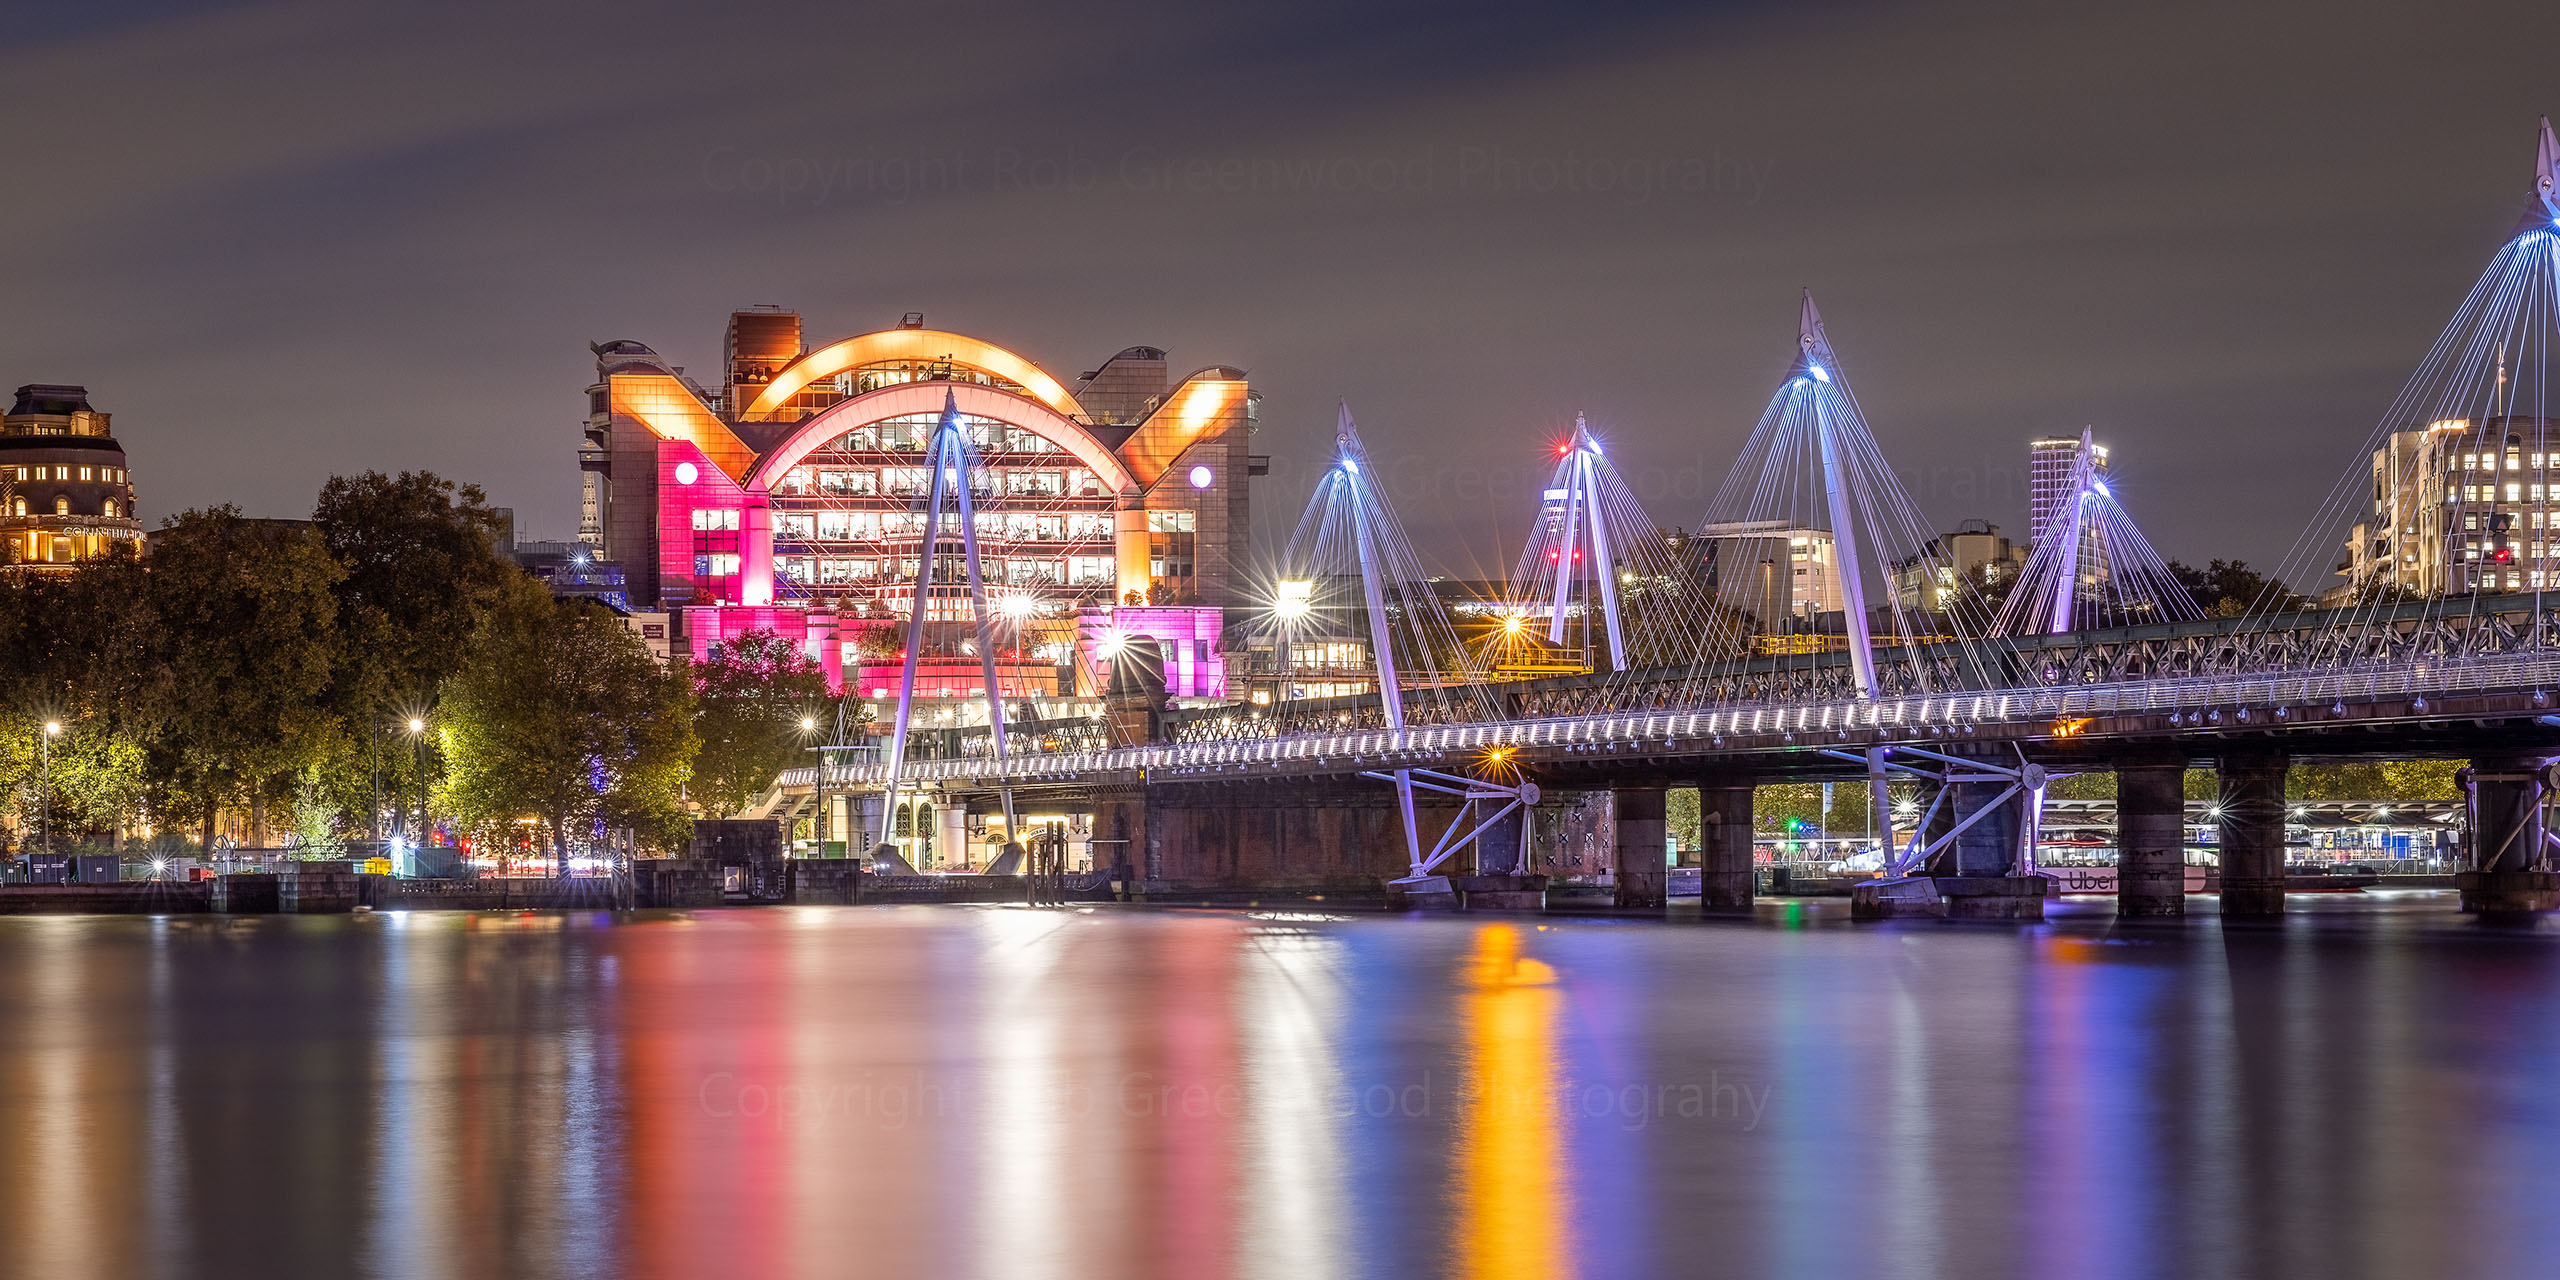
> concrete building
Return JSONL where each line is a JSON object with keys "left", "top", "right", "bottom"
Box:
{"left": 577, "top": 310, "right": 1264, "bottom": 698}
{"left": 1891, "top": 519, "right": 2028, "bottom": 612}
{"left": 2344, "top": 415, "right": 2558, "bottom": 598}
{"left": 1, "top": 385, "right": 144, "bottom": 572}
{"left": 1698, "top": 521, "right": 1842, "bottom": 627}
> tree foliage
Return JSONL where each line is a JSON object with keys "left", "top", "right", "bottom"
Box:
{"left": 690, "top": 629, "right": 834, "bottom": 817}
{"left": 135, "top": 508, "right": 344, "bottom": 847}
{"left": 437, "top": 576, "right": 695, "bottom": 864}
{"left": 2166, "top": 559, "right": 2309, "bottom": 617}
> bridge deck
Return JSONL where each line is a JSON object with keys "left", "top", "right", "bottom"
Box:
{"left": 788, "top": 651, "right": 2560, "bottom": 792}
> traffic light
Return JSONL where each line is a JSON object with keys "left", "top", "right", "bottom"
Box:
{"left": 2491, "top": 511, "right": 2515, "bottom": 564}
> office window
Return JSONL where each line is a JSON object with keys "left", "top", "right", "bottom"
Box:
{"left": 694, "top": 553, "right": 740, "bottom": 577}
{"left": 690, "top": 507, "right": 739, "bottom": 532}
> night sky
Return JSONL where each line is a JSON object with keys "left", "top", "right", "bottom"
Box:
{"left": 9, "top": 0, "right": 2559, "bottom": 589}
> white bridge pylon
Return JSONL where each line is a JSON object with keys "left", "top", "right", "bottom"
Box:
{"left": 874, "top": 387, "right": 1017, "bottom": 860}
{"left": 1285, "top": 404, "right": 1524, "bottom": 887}
{"left": 1703, "top": 292, "right": 1991, "bottom": 859}
{"left": 1993, "top": 427, "right": 2199, "bottom": 637}
{"left": 1507, "top": 413, "right": 1707, "bottom": 672}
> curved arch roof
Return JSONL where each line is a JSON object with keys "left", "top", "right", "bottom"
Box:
{"left": 744, "top": 382, "right": 1134, "bottom": 496}
{"left": 1117, "top": 368, "right": 1248, "bottom": 488}
{"left": 740, "top": 329, "right": 1084, "bottom": 423}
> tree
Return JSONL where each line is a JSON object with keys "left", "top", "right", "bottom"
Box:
{"left": 313, "top": 470, "right": 513, "bottom": 713}
{"left": 0, "top": 547, "right": 158, "bottom": 849}
{"left": 689, "top": 629, "right": 835, "bottom": 817}
{"left": 136, "top": 508, "right": 344, "bottom": 850}
{"left": 310, "top": 471, "right": 516, "bottom": 838}
{"left": 2166, "top": 559, "right": 2308, "bottom": 617}
{"left": 438, "top": 576, "right": 695, "bottom": 869}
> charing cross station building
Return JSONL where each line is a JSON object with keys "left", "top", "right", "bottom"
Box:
{"left": 575, "top": 309, "right": 1266, "bottom": 721}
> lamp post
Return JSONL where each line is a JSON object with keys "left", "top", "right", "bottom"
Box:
{"left": 39, "top": 720, "right": 61, "bottom": 857}
{"left": 800, "top": 714, "right": 822, "bottom": 857}
{"left": 407, "top": 717, "right": 428, "bottom": 867}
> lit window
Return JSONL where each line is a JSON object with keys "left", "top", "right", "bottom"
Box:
{"left": 77, "top": 466, "right": 92, "bottom": 481}
{"left": 54, "top": 466, "right": 68, "bottom": 480}
{"left": 8, "top": 497, "right": 21, "bottom": 517}
{"left": 693, "top": 553, "right": 741, "bottom": 577}
{"left": 690, "top": 507, "right": 739, "bottom": 532}
{"left": 54, "top": 496, "right": 70, "bottom": 516}
{"left": 102, "top": 499, "right": 116, "bottom": 519}
{"left": 2507, "top": 484, "right": 2522, "bottom": 501}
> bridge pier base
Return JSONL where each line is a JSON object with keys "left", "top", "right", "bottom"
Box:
{"left": 1696, "top": 772, "right": 1755, "bottom": 913}
{"left": 1614, "top": 784, "right": 1668, "bottom": 910}
{"left": 1853, "top": 749, "right": 2043, "bottom": 921}
{"left": 2117, "top": 754, "right": 2187, "bottom": 918}
{"left": 2458, "top": 754, "right": 2558, "bottom": 918}
{"left": 2217, "top": 749, "right": 2289, "bottom": 919}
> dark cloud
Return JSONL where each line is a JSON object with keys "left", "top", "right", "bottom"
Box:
{"left": 5, "top": 0, "right": 2557, "bottom": 590}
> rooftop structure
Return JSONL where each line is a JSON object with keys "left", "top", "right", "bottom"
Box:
{"left": 1, "top": 384, "right": 144, "bottom": 571}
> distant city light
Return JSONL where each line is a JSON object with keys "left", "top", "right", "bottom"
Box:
{"left": 1273, "top": 579, "right": 1314, "bottom": 621}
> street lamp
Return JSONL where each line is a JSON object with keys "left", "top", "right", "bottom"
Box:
{"left": 802, "top": 714, "right": 826, "bottom": 857}
{"left": 406, "top": 717, "right": 428, "bottom": 868}
{"left": 39, "top": 720, "right": 61, "bottom": 857}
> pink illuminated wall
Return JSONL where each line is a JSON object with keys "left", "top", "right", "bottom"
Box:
{"left": 1080, "top": 606, "right": 1228, "bottom": 698}
{"left": 657, "top": 440, "right": 750, "bottom": 606}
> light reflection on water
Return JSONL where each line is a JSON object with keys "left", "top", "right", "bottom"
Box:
{"left": 0, "top": 896, "right": 2556, "bottom": 1278}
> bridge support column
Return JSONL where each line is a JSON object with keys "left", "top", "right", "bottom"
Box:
{"left": 1474, "top": 797, "right": 1523, "bottom": 876}
{"left": 1949, "top": 768, "right": 2020, "bottom": 878}
{"left": 2456, "top": 754, "right": 2560, "bottom": 918}
{"left": 2217, "top": 749, "right": 2288, "bottom": 918}
{"left": 2117, "top": 754, "right": 2187, "bottom": 918}
{"left": 1613, "top": 784, "right": 1668, "bottom": 910}
{"left": 1696, "top": 771, "right": 1755, "bottom": 913}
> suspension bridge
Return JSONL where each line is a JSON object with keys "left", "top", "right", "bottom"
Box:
{"left": 782, "top": 117, "right": 2560, "bottom": 921}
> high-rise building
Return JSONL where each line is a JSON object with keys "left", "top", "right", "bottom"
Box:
{"left": 2028, "top": 434, "right": 2109, "bottom": 544}
{"left": 578, "top": 310, "right": 1264, "bottom": 700}
{"left": 1, "top": 385, "right": 144, "bottom": 571}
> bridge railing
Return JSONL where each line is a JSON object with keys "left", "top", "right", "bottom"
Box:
{"left": 777, "top": 650, "right": 2560, "bottom": 791}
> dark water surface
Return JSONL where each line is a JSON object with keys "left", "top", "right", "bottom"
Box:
{"left": 1, "top": 892, "right": 2555, "bottom": 1279}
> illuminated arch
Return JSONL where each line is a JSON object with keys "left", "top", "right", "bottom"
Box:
{"left": 740, "top": 329, "right": 1085, "bottom": 423}
{"left": 744, "top": 381, "right": 1136, "bottom": 495}
{"left": 1118, "top": 366, "right": 1247, "bottom": 489}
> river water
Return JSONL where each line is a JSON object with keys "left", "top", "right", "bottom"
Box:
{"left": 0, "top": 893, "right": 2553, "bottom": 1279}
